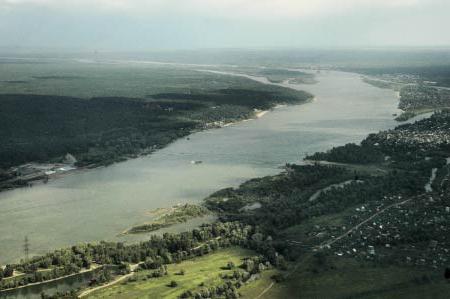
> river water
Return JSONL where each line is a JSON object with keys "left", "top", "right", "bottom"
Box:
{"left": 0, "top": 70, "right": 401, "bottom": 269}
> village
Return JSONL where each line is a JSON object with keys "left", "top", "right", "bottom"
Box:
{"left": 399, "top": 85, "right": 450, "bottom": 111}
{"left": 307, "top": 191, "right": 450, "bottom": 270}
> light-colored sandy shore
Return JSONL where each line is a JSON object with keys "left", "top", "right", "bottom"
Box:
{"left": 255, "top": 110, "right": 269, "bottom": 118}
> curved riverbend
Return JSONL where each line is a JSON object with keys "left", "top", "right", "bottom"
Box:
{"left": 0, "top": 70, "right": 401, "bottom": 266}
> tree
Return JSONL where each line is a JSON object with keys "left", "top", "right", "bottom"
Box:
{"left": 169, "top": 280, "right": 178, "bottom": 287}
{"left": 4, "top": 265, "right": 14, "bottom": 277}
{"left": 226, "top": 261, "right": 235, "bottom": 270}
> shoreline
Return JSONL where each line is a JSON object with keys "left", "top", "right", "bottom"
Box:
{"left": 0, "top": 70, "right": 410, "bottom": 296}
{"left": 0, "top": 99, "right": 311, "bottom": 196}
{"left": 0, "top": 265, "right": 100, "bottom": 294}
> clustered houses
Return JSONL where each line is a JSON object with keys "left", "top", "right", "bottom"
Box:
{"left": 377, "top": 74, "right": 421, "bottom": 85}
{"left": 373, "top": 129, "right": 450, "bottom": 152}
{"left": 300, "top": 111, "right": 450, "bottom": 270}
{"left": 365, "top": 110, "right": 450, "bottom": 153}
{"left": 318, "top": 192, "right": 449, "bottom": 269}
{"left": 399, "top": 85, "right": 450, "bottom": 110}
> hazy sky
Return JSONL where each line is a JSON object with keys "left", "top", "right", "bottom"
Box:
{"left": 1, "top": 0, "right": 449, "bottom": 50}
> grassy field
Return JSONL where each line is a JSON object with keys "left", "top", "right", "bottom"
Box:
{"left": 238, "top": 269, "right": 278, "bottom": 298}
{"left": 256, "top": 256, "right": 450, "bottom": 299}
{"left": 87, "top": 247, "right": 256, "bottom": 299}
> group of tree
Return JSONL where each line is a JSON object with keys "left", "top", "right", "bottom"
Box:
{"left": 0, "top": 221, "right": 284, "bottom": 291}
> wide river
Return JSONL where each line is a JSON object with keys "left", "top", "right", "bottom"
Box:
{"left": 0, "top": 70, "right": 402, "bottom": 265}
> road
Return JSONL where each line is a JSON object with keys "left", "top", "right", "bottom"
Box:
{"left": 253, "top": 197, "right": 415, "bottom": 299}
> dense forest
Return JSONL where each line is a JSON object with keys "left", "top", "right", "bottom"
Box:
{"left": 0, "top": 85, "right": 312, "bottom": 170}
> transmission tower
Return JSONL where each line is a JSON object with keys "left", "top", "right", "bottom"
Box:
{"left": 24, "top": 235, "right": 30, "bottom": 260}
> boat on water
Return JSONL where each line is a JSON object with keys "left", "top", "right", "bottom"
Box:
{"left": 190, "top": 160, "right": 203, "bottom": 165}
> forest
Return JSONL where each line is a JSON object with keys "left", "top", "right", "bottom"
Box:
{"left": 0, "top": 85, "right": 311, "bottom": 170}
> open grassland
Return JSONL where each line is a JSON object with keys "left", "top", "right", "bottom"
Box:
{"left": 87, "top": 247, "right": 256, "bottom": 299}
{"left": 237, "top": 269, "right": 278, "bottom": 298}
{"left": 256, "top": 256, "right": 450, "bottom": 299}
{"left": 0, "top": 61, "right": 309, "bottom": 100}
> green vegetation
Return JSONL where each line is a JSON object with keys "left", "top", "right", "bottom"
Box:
{"left": 362, "top": 77, "right": 402, "bottom": 91}
{"left": 0, "top": 221, "right": 285, "bottom": 294}
{"left": 87, "top": 247, "right": 260, "bottom": 299}
{"left": 399, "top": 85, "right": 450, "bottom": 111}
{"left": 2, "top": 111, "right": 450, "bottom": 298}
{"left": 2, "top": 59, "right": 450, "bottom": 298}
{"left": 257, "top": 254, "right": 450, "bottom": 299}
{"left": 150, "top": 87, "right": 309, "bottom": 110}
{"left": 201, "top": 111, "right": 449, "bottom": 298}
{"left": 344, "top": 64, "right": 450, "bottom": 88}
{"left": 0, "top": 94, "right": 201, "bottom": 169}
{"left": 356, "top": 68, "right": 450, "bottom": 122}
{"left": 306, "top": 143, "right": 385, "bottom": 164}
{"left": 258, "top": 68, "right": 316, "bottom": 84}
{"left": 0, "top": 62, "right": 312, "bottom": 191}
{"left": 125, "top": 204, "right": 210, "bottom": 234}
{"left": 217, "top": 66, "right": 316, "bottom": 84}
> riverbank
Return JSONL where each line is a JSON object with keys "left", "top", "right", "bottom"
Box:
{"left": 0, "top": 265, "right": 100, "bottom": 294}
{"left": 0, "top": 69, "right": 401, "bottom": 268}
{"left": 0, "top": 69, "right": 407, "bottom": 298}
{"left": 11, "top": 106, "right": 446, "bottom": 297}
{"left": 0, "top": 91, "right": 312, "bottom": 195}
{"left": 121, "top": 204, "right": 210, "bottom": 235}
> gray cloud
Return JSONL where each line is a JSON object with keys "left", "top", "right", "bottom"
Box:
{"left": 0, "top": 0, "right": 448, "bottom": 50}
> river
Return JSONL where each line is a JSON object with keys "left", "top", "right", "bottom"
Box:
{"left": 0, "top": 70, "right": 401, "bottom": 269}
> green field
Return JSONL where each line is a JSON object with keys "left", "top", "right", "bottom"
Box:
{"left": 256, "top": 256, "right": 450, "bottom": 299}
{"left": 238, "top": 269, "right": 278, "bottom": 298}
{"left": 88, "top": 247, "right": 258, "bottom": 299}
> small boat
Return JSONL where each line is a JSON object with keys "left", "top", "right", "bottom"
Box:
{"left": 190, "top": 160, "right": 203, "bottom": 165}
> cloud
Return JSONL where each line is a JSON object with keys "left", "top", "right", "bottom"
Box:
{"left": 0, "top": 0, "right": 427, "bottom": 19}
{"left": 1, "top": 0, "right": 448, "bottom": 49}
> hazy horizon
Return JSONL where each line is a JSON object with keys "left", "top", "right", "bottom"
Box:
{"left": 1, "top": 0, "right": 450, "bottom": 51}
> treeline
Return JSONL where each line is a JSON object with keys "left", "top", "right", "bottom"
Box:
{"left": 205, "top": 164, "right": 352, "bottom": 213}
{"left": 0, "top": 85, "right": 312, "bottom": 170}
{"left": 307, "top": 110, "right": 450, "bottom": 166}
{"left": 205, "top": 166, "right": 426, "bottom": 239}
{"left": 179, "top": 255, "right": 271, "bottom": 299}
{"left": 306, "top": 143, "right": 385, "bottom": 164}
{"left": 150, "top": 87, "right": 312, "bottom": 110}
{"left": 0, "top": 94, "right": 200, "bottom": 169}
{"left": 0, "top": 222, "right": 285, "bottom": 291}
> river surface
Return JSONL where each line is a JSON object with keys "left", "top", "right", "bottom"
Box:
{"left": 0, "top": 70, "right": 402, "bottom": 268}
